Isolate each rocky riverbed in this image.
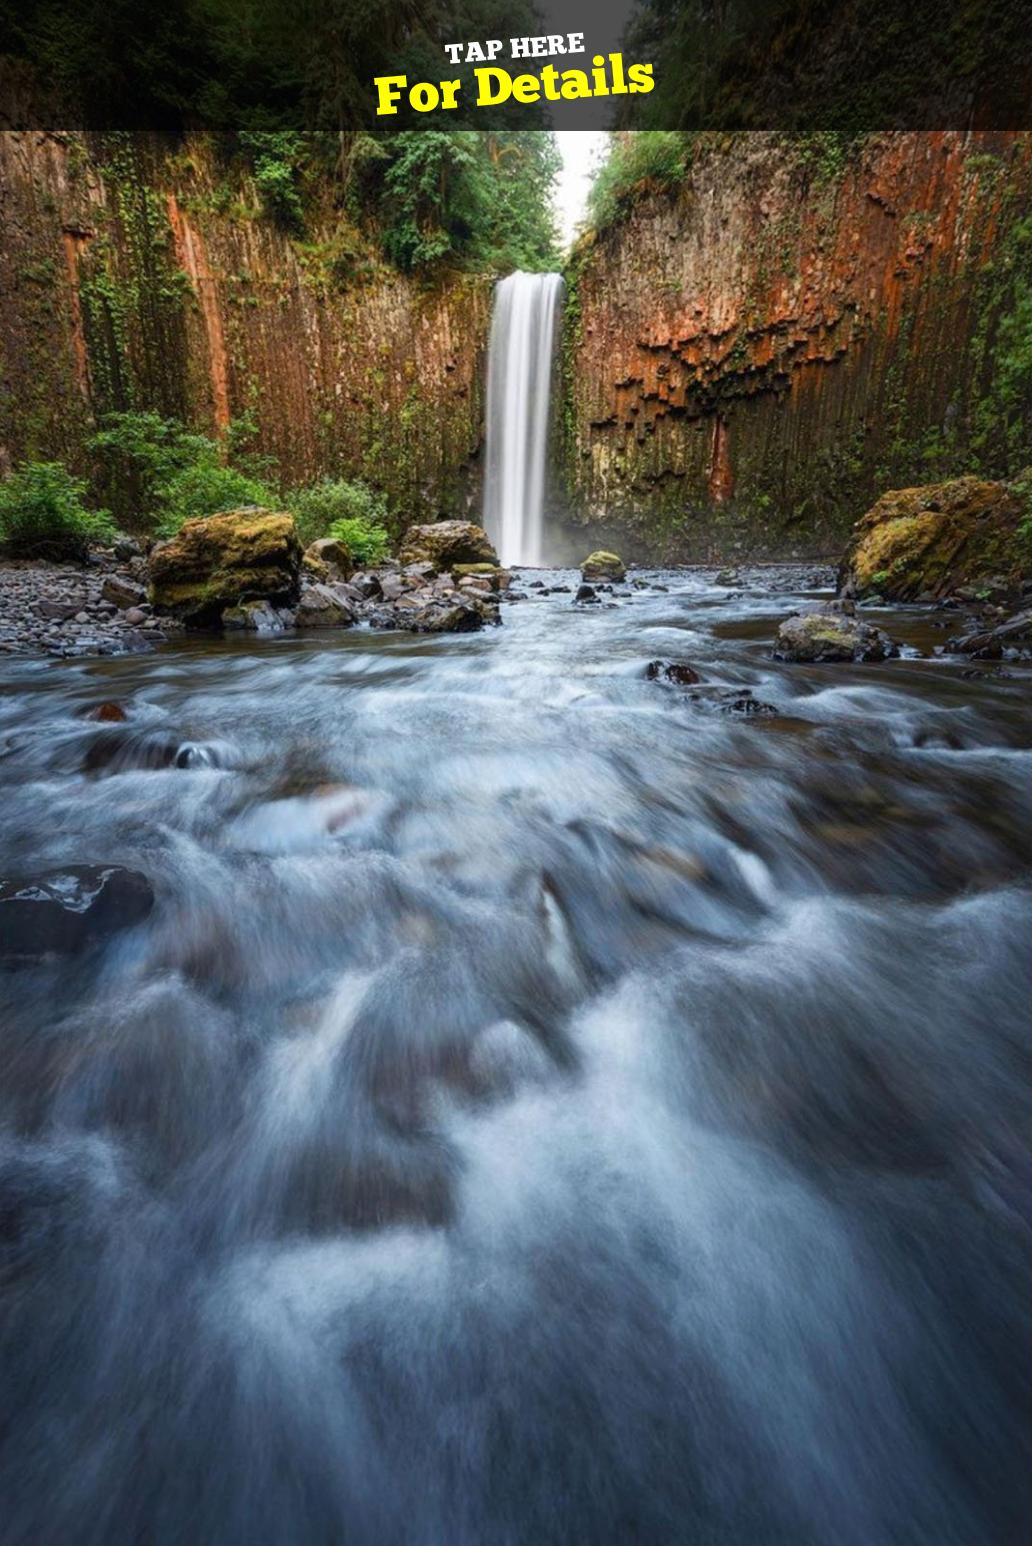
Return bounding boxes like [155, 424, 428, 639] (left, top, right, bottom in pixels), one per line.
[2, 560, 1032, 1546]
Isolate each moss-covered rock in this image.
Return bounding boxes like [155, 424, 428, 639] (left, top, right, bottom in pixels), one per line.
[398, 521, 497, 572]
[452, 563, 511, 591]
[773, 604, 900, 663]
[839, 476, 1031, 602]
[149, 510, 302, 625]
[581, 550, 626, 582]
[304, 537, 352, 582]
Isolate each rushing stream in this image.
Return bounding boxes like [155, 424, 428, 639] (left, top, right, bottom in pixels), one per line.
[2, 568, 1032, 1545]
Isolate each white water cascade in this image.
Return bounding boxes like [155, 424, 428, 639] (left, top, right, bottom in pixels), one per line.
[483, 270, 564, 567]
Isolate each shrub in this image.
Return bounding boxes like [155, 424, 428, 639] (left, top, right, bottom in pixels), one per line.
[287, 478, 391, 558]
[586, 133, 691, 235]
[155, 464, 279, 536]
[0, 461, 117, 559]
[89, 411, 279, 535]
[327, 515, 391, 565]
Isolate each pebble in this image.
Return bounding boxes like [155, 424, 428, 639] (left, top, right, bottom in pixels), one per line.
[0, 555, 182, 659]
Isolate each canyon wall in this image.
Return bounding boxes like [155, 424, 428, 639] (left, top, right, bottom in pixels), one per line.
[561, 132, 1032, 562]
[1, 131, 1029, 562]
[0, 132, 490, 529]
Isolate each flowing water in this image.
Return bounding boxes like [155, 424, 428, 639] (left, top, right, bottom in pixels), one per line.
[2, 569, 1032, 1545]
[483, 272, 564, 567]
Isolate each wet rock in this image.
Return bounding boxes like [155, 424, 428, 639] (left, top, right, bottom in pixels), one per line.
[101, 574, 146, 609]
[295, 583, 355, 629]
[580, 550, 626, 582]
[403, 599, 486, 634]
[398, 520, 497, 572]
[714, 567, 740, 586]
[946, 607, 1032, 659]
[113, 536, 142, 560]
[839, 475, 1029, 602]
[123, 607, 147, 626]
[574, 583, 599, 604]
[717, 691, 777, 716]
[149, 509, 302, 625]
[646, 659, 701, 686]
[81, 701, 128, 723]
[773, 606, 900, 663]
[0, 866, 154, 963]
[221, 599, 290, 633]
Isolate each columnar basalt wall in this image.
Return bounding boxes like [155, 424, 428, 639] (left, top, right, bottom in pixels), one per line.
[0, 132, 491, 529]
[562, 132, 1032, 563]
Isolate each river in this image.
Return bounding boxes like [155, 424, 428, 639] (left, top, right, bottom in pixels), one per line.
[2, 566, 1031, 1545]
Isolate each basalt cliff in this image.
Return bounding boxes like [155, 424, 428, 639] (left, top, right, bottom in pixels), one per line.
[561, 131, 1031, 561]
[0, 130, 1028, 559]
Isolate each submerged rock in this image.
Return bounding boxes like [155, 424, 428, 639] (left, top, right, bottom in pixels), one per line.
[0, 866, 154, 963]
[398, 521, 498, 572]
[774, 604, 900, 663]
[149, 509, 302, 625]
[946, 607, 1032, 659]
[839, 475, 1029, 602]
[581, 550, 626, 582]
[646, 659, 701, 686]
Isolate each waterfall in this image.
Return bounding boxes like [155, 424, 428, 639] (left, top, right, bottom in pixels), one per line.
[483, 271, 564, 567]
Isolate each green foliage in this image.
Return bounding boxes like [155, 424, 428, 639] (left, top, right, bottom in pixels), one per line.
[155, 463, 278, 535]
[351, 130, 560, 273]
[327, 515, 391, 565]
[288, 476, 391, 557]
[239, 132, 307, 232]
[89, 411, 277, 535]
[585, 134, 692, 235]
[0, 462, 117, 559]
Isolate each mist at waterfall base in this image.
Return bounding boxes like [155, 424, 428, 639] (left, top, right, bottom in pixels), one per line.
[3, 571, 1032, 1546]
[483, 270, 564, 567]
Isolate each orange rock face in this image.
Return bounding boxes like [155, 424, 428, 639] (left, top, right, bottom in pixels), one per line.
[566, 132, 1032, 561]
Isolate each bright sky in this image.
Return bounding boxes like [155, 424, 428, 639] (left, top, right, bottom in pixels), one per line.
[553, 131, 610, 251]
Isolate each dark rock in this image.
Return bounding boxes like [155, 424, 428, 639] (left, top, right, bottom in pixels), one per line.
[646, 659, 701, 686]
[574, 584, 598, 604]
[946, 607, 1032, 658]
[349, 571, 383, 600]
[404, 599, 486, 634]
[295, 583, 356, 629]
[113, 536, 143, 561]
[0, 865, 153, 963]
[102, 574, 146, 609]
[773, 606, 900, 663]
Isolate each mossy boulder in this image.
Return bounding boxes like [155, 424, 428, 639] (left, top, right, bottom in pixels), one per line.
[398, 521, 497, 572]
[581, 550, 625, 582]
[452, 563, 511, 591]
[149, 510, 302, 625]
[304, 537, 352, 583]
[773, 603, 900, 663]
[839, 476, 1030, 602]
